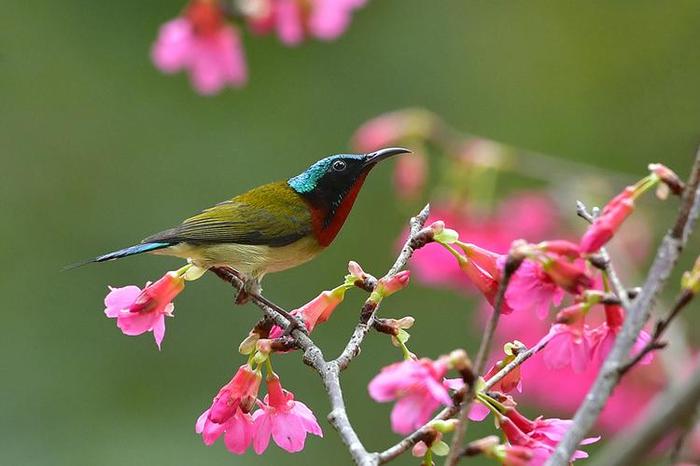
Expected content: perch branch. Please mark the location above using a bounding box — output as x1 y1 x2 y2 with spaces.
545 148 700 466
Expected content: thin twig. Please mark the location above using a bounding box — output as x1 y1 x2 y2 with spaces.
546 148 700 466
447 253 523 465
335 204 431 371
377 338 547 463
576 201 631 309
618 289 696 375
588 359 700 466
211 205 431 466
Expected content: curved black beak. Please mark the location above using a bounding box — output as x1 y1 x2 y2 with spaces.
362 147 411 168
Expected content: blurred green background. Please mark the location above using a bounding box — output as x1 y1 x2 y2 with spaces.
4 1 700 465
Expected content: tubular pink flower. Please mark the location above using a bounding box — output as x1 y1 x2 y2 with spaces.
458 257 514 314
252 375 322 453
208 365 263 422
499 417 593 463
499 257 564 319
580 187 635 253
196 408 255 454
195 364 262 453
485 360 522 394
540 257 593 295
393 151 427 200
541 304 593 373
269 288 345 339
308 0 367 40
376 270 411 298
104 271 185 349
152 0 247 95
505 408 599 449
588 303 654 366
249 0 365 46
368 358 452 434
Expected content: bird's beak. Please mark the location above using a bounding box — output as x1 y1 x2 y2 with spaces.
362 147 412 168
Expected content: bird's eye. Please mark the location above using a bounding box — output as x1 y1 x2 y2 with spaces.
332 160 347 172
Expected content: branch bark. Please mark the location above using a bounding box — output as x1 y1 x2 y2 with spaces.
377 337 547 463
545 149 700 466
212 204 431 466
445 252 522 465
589 359 700 466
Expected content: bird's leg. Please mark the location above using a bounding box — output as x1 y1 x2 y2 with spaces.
251 292 309 336
209 266 307 335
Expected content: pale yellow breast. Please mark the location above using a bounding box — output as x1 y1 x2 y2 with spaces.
152 236 323 280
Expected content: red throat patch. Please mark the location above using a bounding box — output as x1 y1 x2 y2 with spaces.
310 172 369 247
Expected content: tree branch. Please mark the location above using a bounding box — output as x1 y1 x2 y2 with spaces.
545 148 700 466
377 337 547 463
618 289 695 375
576 201 631 309
588 359 700 466
211 204 431 466
445 252 522 465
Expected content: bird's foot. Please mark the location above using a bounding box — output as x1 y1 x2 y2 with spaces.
234 278 262 305
235 289 251 305
281 313 309 337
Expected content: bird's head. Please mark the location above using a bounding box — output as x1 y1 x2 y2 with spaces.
288 147 411 245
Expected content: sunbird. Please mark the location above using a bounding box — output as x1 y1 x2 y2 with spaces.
82 147 410 295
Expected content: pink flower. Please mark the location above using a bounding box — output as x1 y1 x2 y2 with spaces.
458 255 515 314
540 257 593 295
394 151 427 200
499 416 593 463
484 359 522 394
580 187 635 253
196 408 255 454
368 358 452 434
248 0 366 46
500 258 564 319
269 288 345 339
376 270 411 298
588 303 654 366
195 364 262 453
408 194 564 292
252 375 322 453
505 408 599 449
444 378 491 421
104 271 185 349
541 304 593 373
152 0 247 95
491 299 665 434
501 445 550 466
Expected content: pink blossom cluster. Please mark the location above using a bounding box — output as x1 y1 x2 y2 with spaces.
152 0 367 94
196 365 322 454
389 166 687 450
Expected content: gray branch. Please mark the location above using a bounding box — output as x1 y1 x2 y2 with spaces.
377 337 548 463
212 204 431 466
589 359 700 466
545 149 700 466
445 252 522 465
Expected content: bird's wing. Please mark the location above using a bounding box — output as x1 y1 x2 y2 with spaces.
143 182 313 247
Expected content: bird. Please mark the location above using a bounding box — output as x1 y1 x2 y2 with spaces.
78 147 411 298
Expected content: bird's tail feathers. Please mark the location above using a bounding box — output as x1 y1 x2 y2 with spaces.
63 242 172 270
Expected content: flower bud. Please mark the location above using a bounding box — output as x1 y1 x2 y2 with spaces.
541 257 593 294
238 331 260 355
580 187 636 253
539 240 581 259
375 270 411 298
430 221 459 244
394 151 427 200
649 163 684 196
681 257 700 294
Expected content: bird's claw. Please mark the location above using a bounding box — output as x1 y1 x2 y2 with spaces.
283 315 308 337
235 289 251 305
